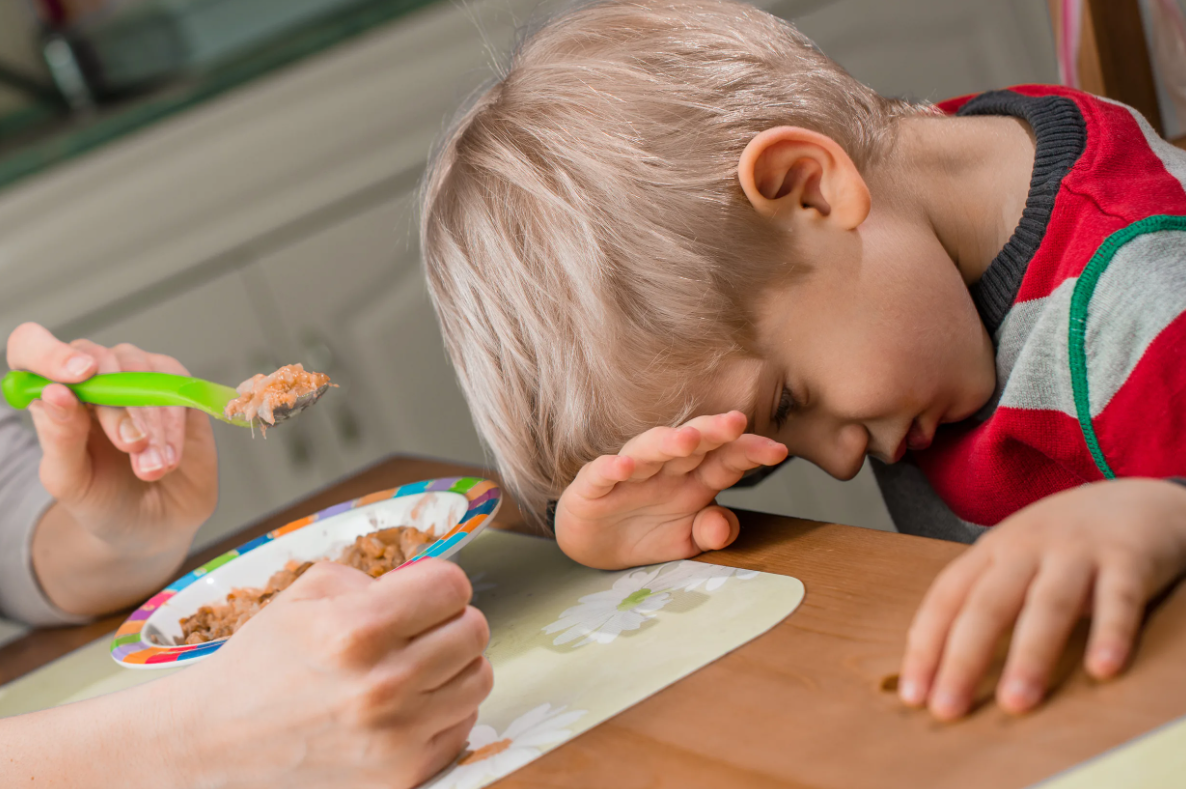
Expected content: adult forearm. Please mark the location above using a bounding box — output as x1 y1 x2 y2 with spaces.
0 678 199 789
30 503 192 617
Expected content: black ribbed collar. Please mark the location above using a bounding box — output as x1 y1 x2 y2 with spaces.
956 90 1087 335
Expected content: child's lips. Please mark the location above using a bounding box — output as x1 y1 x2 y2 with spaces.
906 419 933 452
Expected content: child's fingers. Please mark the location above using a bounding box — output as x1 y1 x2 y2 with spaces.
1084 564 1146 679
618 425 703 481
691 504 740 552
898 550 990 707
997 558 1093 714
661 411 750 475
569 454 636 501
694 434 788 491
928 561 1038 721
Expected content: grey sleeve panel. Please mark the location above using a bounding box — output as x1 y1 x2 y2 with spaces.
0 406 90 626
870 459 988 545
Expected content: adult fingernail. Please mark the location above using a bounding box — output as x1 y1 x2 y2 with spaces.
899 679 925 706
65 354 93 377
165 444 177 466
1003 678 1040 709
119 415 145 443
139 447 163 473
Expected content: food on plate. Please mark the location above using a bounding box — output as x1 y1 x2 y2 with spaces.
224 363 334 433
177 526 434 645
338 525 435 578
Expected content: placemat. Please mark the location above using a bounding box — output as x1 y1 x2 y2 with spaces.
0 530 805 788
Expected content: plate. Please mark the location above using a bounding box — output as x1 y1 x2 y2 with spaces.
111 476 501 669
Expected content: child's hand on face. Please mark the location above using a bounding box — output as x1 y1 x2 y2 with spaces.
899 478 1186 721
171 559 492 789
554 411 788 570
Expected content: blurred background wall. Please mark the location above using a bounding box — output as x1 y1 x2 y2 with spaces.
0 2 45 116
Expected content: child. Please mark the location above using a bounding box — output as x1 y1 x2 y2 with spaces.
421 0 1186 722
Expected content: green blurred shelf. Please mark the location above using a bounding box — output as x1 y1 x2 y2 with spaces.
0 0 440 194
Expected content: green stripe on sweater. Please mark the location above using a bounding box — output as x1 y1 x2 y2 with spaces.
1069 214 1186 479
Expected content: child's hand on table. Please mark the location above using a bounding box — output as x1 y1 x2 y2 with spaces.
170 558 492 789
899 478 1186 721
6 322 218 616
554 411 788 569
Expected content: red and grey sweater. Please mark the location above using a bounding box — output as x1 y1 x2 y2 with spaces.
872 85 1186 542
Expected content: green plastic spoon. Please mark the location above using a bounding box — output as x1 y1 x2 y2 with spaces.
0 371 328 428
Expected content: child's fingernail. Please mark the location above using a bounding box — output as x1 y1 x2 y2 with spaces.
65 354 93 377
165 444 178 466
899 679 925 706
1003 678 1040 708
931 689 964 718
139 448 163 473
119 415 145 444
1092 645 1125 673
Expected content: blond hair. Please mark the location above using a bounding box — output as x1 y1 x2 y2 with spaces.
421 0 921 525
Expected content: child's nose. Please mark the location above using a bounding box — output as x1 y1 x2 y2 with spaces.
815 423 867 480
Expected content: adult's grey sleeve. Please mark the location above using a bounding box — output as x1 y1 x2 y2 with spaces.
0 404 90 626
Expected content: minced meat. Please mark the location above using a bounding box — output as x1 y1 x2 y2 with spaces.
224 363 333 432
177 526 433 645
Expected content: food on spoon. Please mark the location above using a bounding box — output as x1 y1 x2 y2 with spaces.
177 526 434 645
224 363 334 432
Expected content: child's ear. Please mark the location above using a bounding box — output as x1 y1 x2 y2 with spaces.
738 127 871 230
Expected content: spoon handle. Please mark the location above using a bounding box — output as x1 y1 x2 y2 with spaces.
1 370 235 416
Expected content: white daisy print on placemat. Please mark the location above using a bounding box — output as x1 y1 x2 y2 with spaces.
428 704 587 789
654 561 759 593
543 566 672 647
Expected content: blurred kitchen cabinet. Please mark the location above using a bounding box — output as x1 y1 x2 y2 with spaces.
250 190 485 474
87 270 335 548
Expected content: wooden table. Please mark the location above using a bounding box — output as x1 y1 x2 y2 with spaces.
3 455 1185 788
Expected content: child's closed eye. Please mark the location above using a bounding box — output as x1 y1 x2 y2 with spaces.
773 386 797 430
